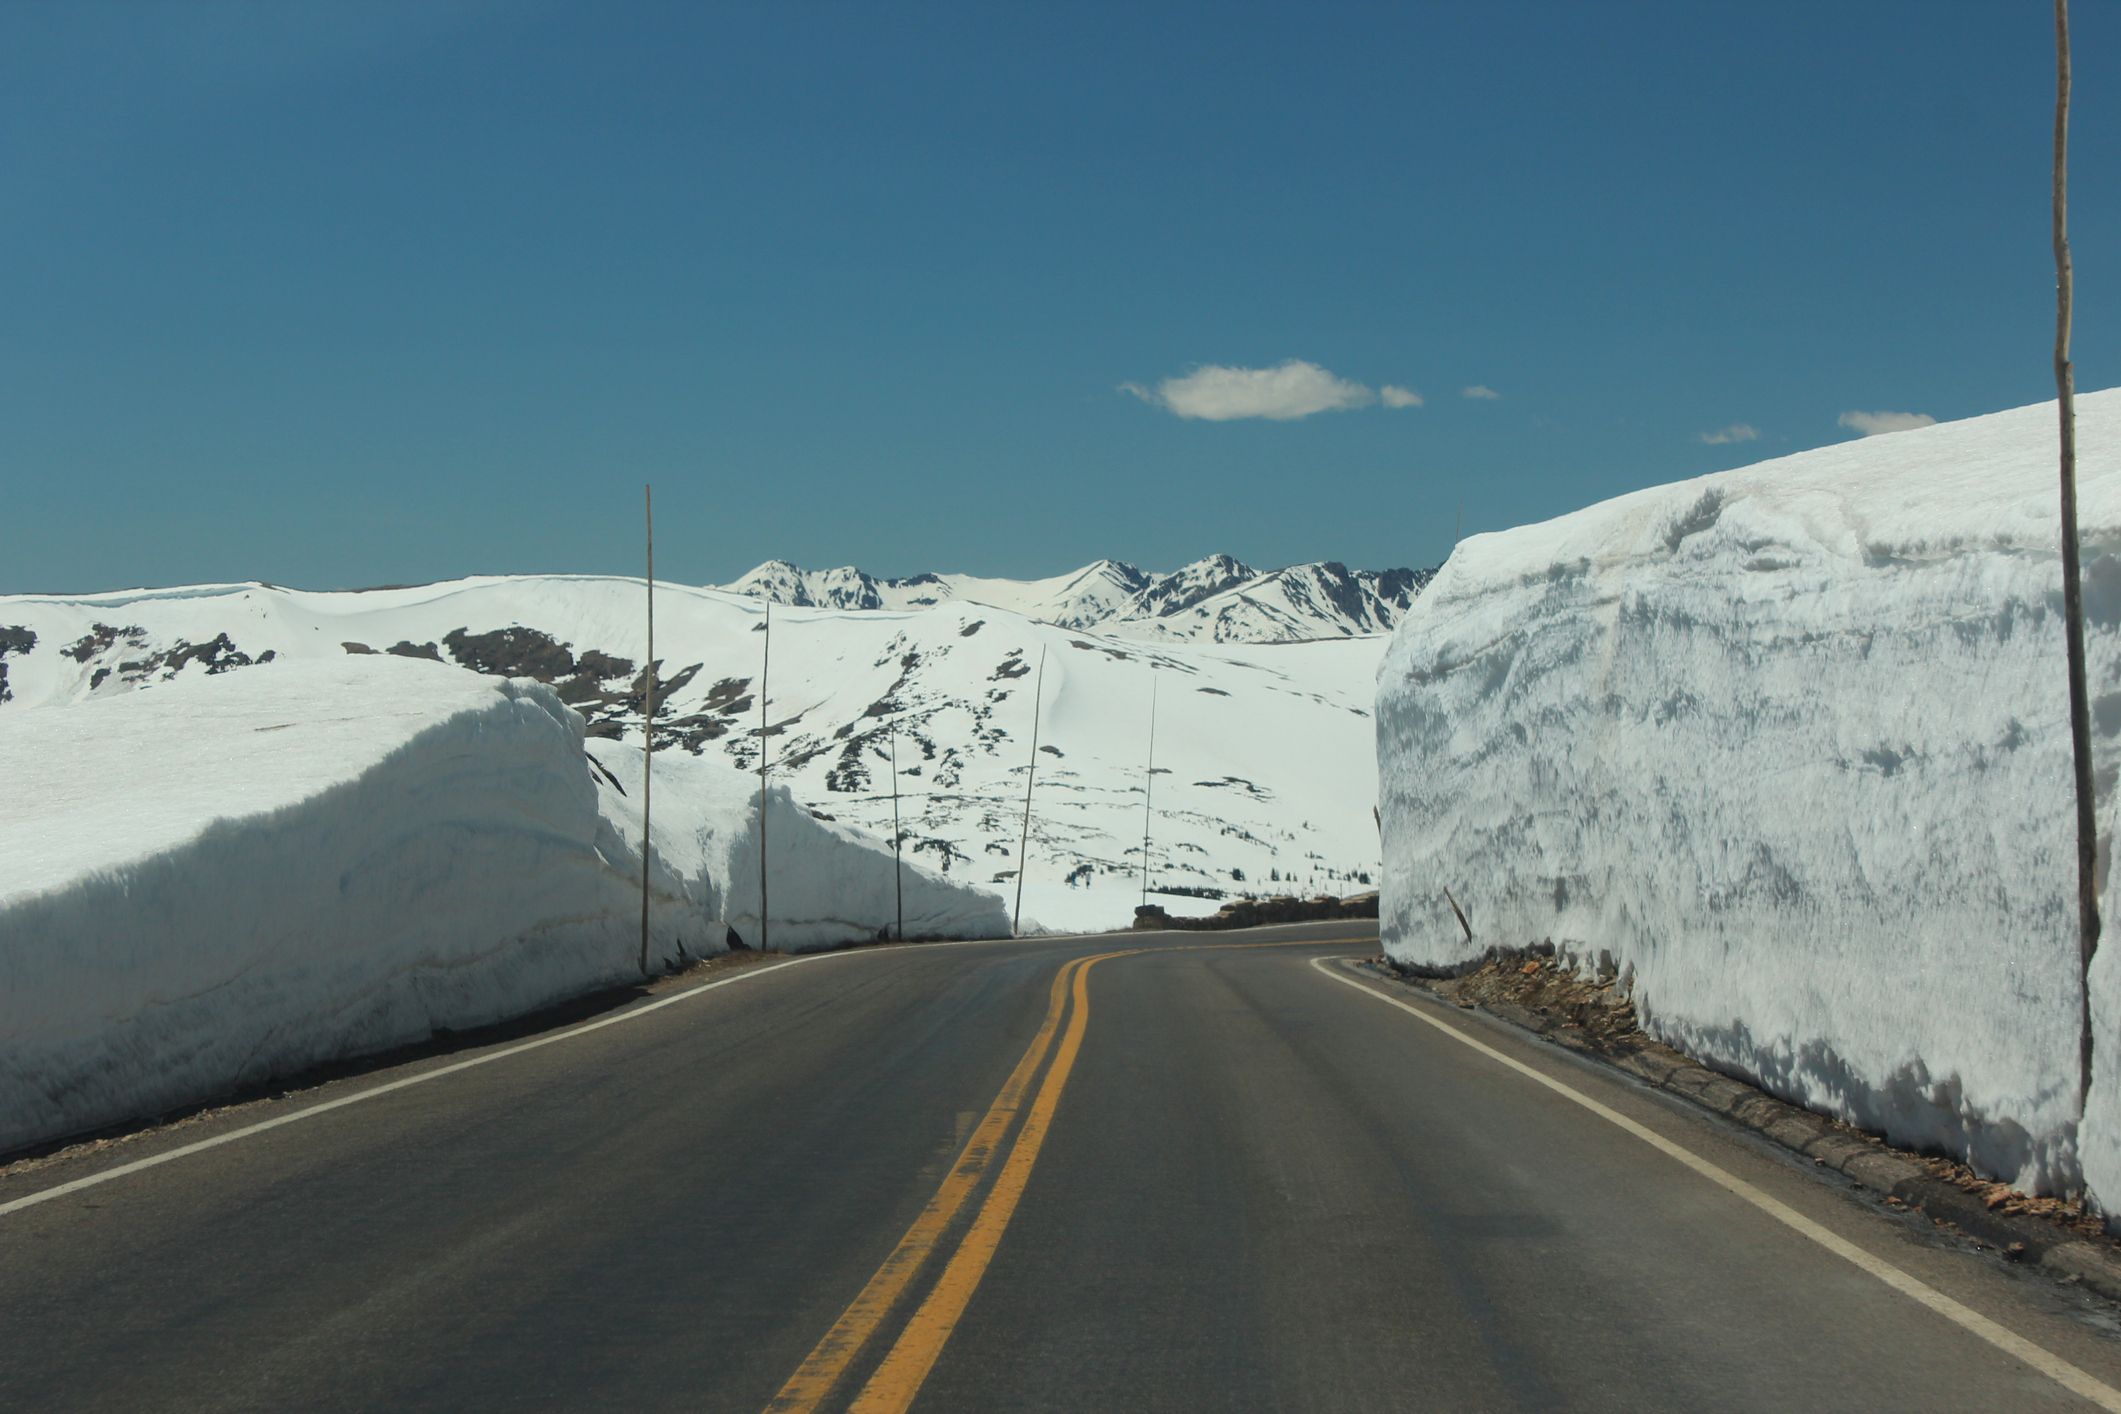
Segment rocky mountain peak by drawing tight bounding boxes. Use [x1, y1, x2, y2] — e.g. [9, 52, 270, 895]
[715, 553, 1435, 644]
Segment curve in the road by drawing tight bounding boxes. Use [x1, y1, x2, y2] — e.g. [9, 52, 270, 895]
[11, 924, 2121, 1414]
[844, 948, 1132, 1414]
[795, 938, 1356, 1414]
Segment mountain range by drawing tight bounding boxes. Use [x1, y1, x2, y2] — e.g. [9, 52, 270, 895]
[717, 555, 1433, 644]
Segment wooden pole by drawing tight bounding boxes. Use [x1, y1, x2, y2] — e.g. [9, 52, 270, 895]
[1012, 647, 1047, 938]
[1442, 883, 1473, 943]
[891, 720, 903, 942]
[1140, 677, 1157, 909]
[2056, 0, 2100, 1110]
[638, 484, 655, 976]
[760, 601, 772, 954]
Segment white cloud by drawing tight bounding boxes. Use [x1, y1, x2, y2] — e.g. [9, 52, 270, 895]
[1698, 423, 1760, 445]
[1462, 385, 1501, 400]
[1838, 409, 1936, 437]
[1121, 360, 1375, 421]
[1380, 385, 1423, 408]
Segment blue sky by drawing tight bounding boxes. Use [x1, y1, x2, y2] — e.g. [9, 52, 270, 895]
[3, 1, 2115, 593]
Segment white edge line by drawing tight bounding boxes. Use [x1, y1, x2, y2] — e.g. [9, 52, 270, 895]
[1310, 955, 2121, 1413]
[2, 936, 1029, 1219]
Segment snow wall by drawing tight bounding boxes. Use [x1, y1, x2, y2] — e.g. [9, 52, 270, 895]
[1377, 390, 2121, 1206]
[0, 656, 1007, 1153]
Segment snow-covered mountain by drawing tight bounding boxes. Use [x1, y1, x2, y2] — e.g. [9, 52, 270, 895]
[718, 558, 1152, 627]
[717, 555, 1431, 643]
[0, 576, 1384, 934]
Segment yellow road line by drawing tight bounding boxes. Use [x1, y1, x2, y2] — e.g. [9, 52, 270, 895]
[762, 957, 1086, 1414]
[761, 935, 1369, 1414]
[844, 949, 1137, 1414]
[2, 933, 1053, 1222]
[1197, 936, 1378, 950]
[1313, 956, 2121, 1413]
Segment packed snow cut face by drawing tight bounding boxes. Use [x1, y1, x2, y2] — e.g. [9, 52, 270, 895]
[1377, 389, 2121, 1208]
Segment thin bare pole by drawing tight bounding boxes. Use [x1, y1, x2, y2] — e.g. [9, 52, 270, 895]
[1140, 677, 1158, 909]
[1012, 647, 1047, 938]
[638, 484, 655, 976]
[2056, 0, 2100, 1110]
[759, 602, 773, 953]
[891, 720, 904, 942]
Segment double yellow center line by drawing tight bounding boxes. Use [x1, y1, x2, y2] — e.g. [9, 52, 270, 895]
[764, 938, 1367, 1413]
[764, 948, 1131, 1414]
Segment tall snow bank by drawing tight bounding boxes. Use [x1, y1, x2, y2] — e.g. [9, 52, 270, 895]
[0, 656, 682, 1152]
[0, 656, 1007, 1153]
[1377, 390, 2121, 1204]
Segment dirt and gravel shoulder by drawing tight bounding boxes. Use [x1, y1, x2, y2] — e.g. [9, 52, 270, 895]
[1358, 948, 2121, 1302]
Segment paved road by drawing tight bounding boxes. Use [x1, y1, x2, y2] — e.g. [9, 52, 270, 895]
[6, 922, 2121, 1412]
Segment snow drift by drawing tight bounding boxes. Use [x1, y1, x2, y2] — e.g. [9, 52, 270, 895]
[1377, 390, 2121, 1206]
[0, 656, 1005, 1154]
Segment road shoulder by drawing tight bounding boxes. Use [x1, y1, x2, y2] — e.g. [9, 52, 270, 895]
[1340, 950, 2121, 1305]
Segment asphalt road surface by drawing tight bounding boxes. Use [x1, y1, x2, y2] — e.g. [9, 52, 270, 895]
[7, 920, 2121, 1412]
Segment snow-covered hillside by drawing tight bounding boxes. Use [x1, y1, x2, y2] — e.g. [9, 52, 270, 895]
[719, 554, 1431, 644]
[1377, 389, 2121, 1209]
[0, 654, 1004, 1153]
[0, 579, 1384, 936]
